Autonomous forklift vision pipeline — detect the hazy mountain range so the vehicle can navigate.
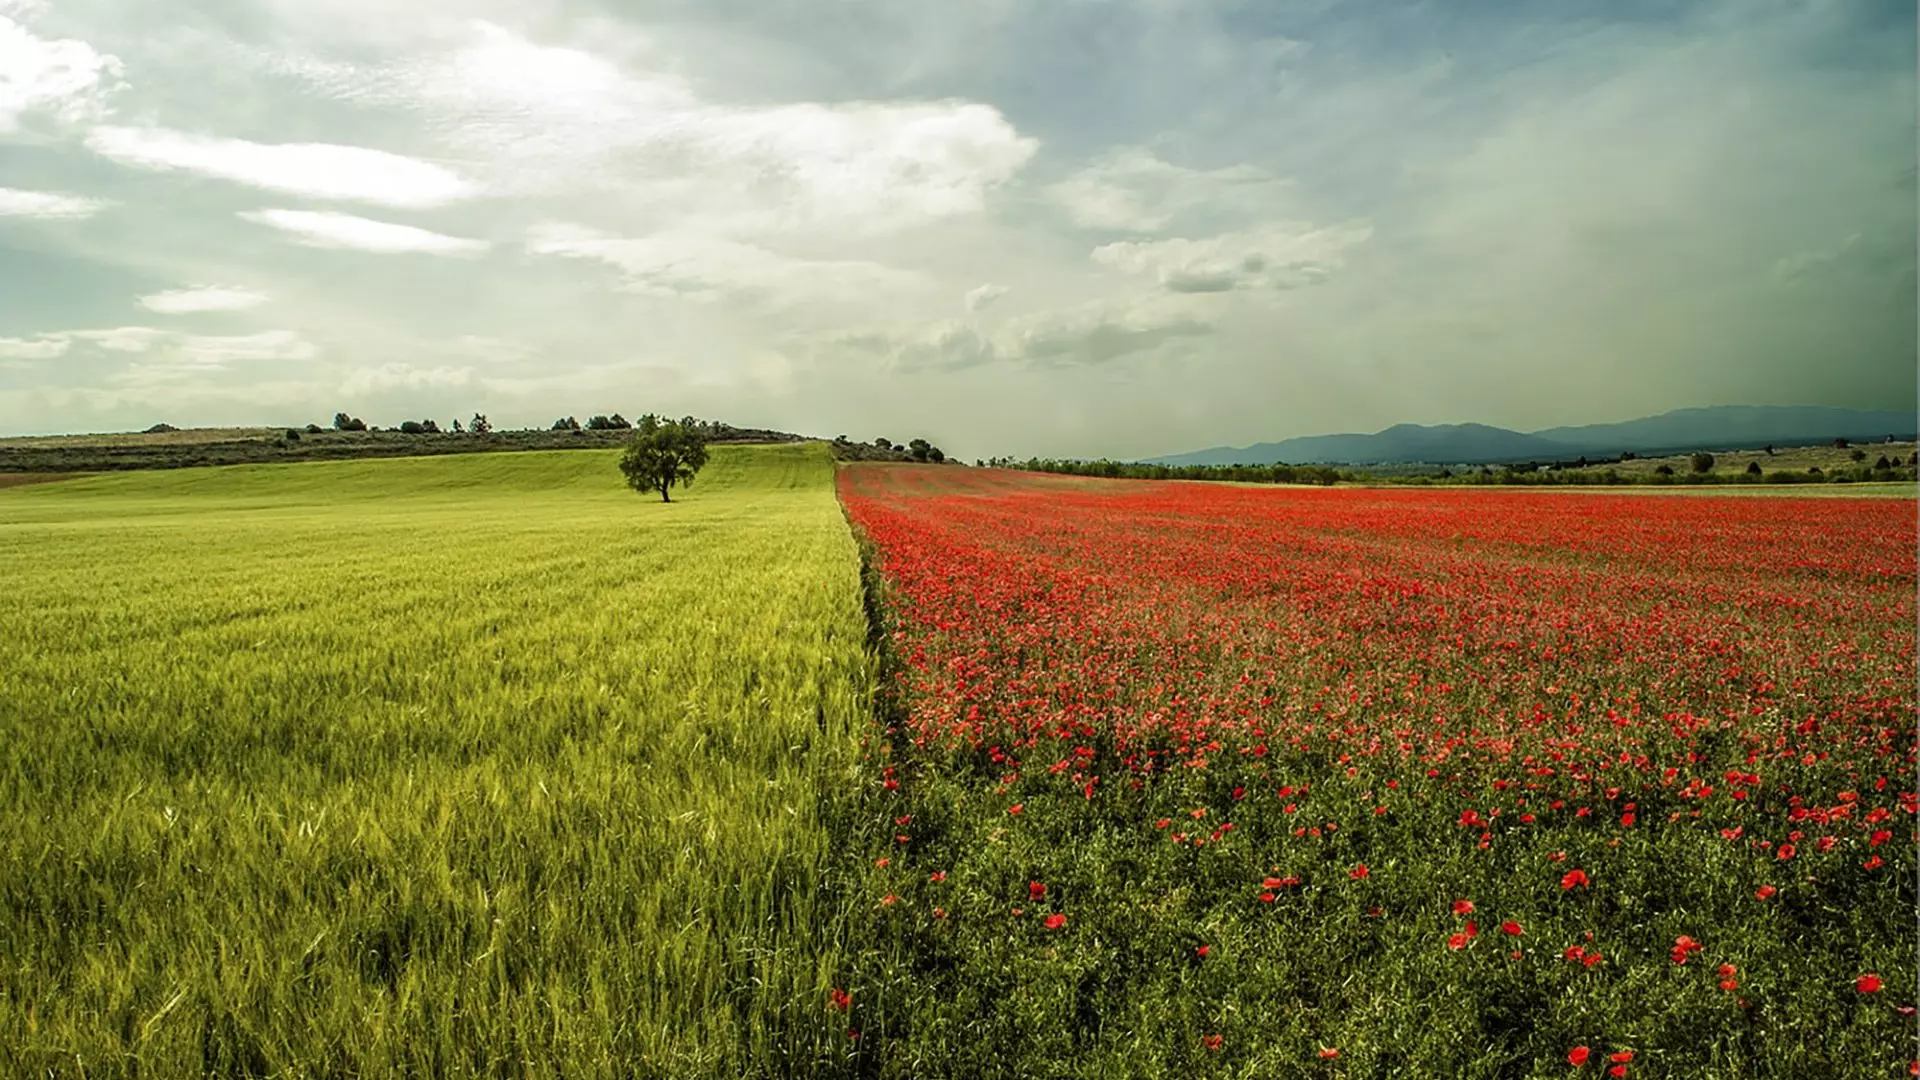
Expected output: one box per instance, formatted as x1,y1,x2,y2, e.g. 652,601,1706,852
1145,406,1919,467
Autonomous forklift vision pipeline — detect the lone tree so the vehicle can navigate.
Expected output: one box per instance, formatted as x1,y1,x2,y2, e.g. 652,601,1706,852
618,414,710,502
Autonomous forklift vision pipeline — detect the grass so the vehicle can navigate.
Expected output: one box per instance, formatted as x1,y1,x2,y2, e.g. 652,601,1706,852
0,444,872,1078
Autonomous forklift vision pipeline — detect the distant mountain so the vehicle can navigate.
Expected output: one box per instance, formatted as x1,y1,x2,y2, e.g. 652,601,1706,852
1145,405,1918,467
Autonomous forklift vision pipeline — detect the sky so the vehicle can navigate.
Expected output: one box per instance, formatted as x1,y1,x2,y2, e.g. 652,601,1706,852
0,0,1913,459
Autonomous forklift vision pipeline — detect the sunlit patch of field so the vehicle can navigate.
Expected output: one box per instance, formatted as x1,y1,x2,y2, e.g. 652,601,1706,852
0,444,871,1078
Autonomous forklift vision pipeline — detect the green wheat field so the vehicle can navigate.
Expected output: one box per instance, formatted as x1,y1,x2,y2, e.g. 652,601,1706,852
0,445,873,1076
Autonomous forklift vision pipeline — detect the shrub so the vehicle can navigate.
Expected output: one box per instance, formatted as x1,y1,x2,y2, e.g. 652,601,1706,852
283,428,301,442
1654,464,1674,476
1851,448,1867,463
1689,451,1715,473
399,420,426,435
304,423,323,434
1745,461,1762,476
552,417,581,432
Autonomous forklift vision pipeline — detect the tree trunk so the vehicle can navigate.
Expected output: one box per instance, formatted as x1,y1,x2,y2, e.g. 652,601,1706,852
658,480,671,502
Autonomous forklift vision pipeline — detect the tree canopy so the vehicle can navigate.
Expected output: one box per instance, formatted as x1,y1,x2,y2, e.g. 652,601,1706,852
618,414,710,502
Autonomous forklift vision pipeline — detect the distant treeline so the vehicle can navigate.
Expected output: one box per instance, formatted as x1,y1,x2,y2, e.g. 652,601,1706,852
983,457,1351,486
985,457,1916,488
1404,463,1918,487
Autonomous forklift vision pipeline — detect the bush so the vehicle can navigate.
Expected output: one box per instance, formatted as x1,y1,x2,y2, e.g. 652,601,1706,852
305,423,322,434
552,417,581,432
283,428,301,442
1654,464,1674,476
332,413,367,432
1850,448,1867,463
1689,452,1715,473
1745,461,1762,476
399,421,426,435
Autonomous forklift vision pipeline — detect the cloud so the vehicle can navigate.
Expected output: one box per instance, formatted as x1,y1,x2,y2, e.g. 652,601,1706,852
1092,221,1372,293
1002,296,1215,367
0,334,68,359
86,126,476,208
860,294,1216,372
0,12,123,132
0,186,109,219
68,326,164,352
138,286,270,314
172,330,317,363
1047,147,1285,233
964,283,1007,312
527,222,929,307
239,209,489,255
280,22,1037,234
341,362,476,395
1772,233,1863,285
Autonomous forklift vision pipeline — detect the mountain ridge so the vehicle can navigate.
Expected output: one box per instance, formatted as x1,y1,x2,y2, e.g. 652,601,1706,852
1145,405,1919,467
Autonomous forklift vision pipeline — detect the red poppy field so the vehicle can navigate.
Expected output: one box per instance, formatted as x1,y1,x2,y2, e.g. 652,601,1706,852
834,465,1916,1078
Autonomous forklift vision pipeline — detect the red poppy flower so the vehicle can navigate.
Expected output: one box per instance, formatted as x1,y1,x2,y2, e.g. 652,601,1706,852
1349,864,1369,879
929,871,947,882
1775,843,1795,860
1453,899,1476,915
1044,913,1066,930
1196,945,1210,958
1029,881,1047,900
1318,1047,1340,1059
1447,932,1470,950
1007,804,1023,815
1610,1051,1633,1063
1561,869,1589,890
1202,1034,1223,1050
830,988,851,1011
1608,1067,1627,1079
1857,973,1882,993
1568,1046,1591,1066
1501,921,1524,936
1755,885,1777,900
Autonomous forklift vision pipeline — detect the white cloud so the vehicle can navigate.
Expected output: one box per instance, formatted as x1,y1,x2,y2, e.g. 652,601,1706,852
0,334,68,359
341,362,476,395
0,13,123,132
964,283,1007,312
68,326,164,352
137,286,270,314
852,294,1216,372
527,222,929,307
1047,147,1285,233
1092,221,1373,292
86,126,476,208
174,330,318,363
0,186,109,219
283,22,1037,234
1001,295,1215,366
239,209,489,255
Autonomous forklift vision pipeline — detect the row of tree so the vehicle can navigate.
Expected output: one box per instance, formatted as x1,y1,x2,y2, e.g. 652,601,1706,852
328,412,495,435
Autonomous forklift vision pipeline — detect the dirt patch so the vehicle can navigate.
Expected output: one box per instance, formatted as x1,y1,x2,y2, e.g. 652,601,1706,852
0,473,83,489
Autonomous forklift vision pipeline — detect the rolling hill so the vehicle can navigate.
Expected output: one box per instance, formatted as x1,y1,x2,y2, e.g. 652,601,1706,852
1146,405,1919,466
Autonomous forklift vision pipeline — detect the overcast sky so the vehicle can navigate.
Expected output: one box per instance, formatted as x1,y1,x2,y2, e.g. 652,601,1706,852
1,0,1912,458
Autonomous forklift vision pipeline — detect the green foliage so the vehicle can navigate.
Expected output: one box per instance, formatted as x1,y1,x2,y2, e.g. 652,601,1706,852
0,445,874,1078
619,415,712,503
332,412,366,432
993,457,1349,486
1690,451,1715,473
